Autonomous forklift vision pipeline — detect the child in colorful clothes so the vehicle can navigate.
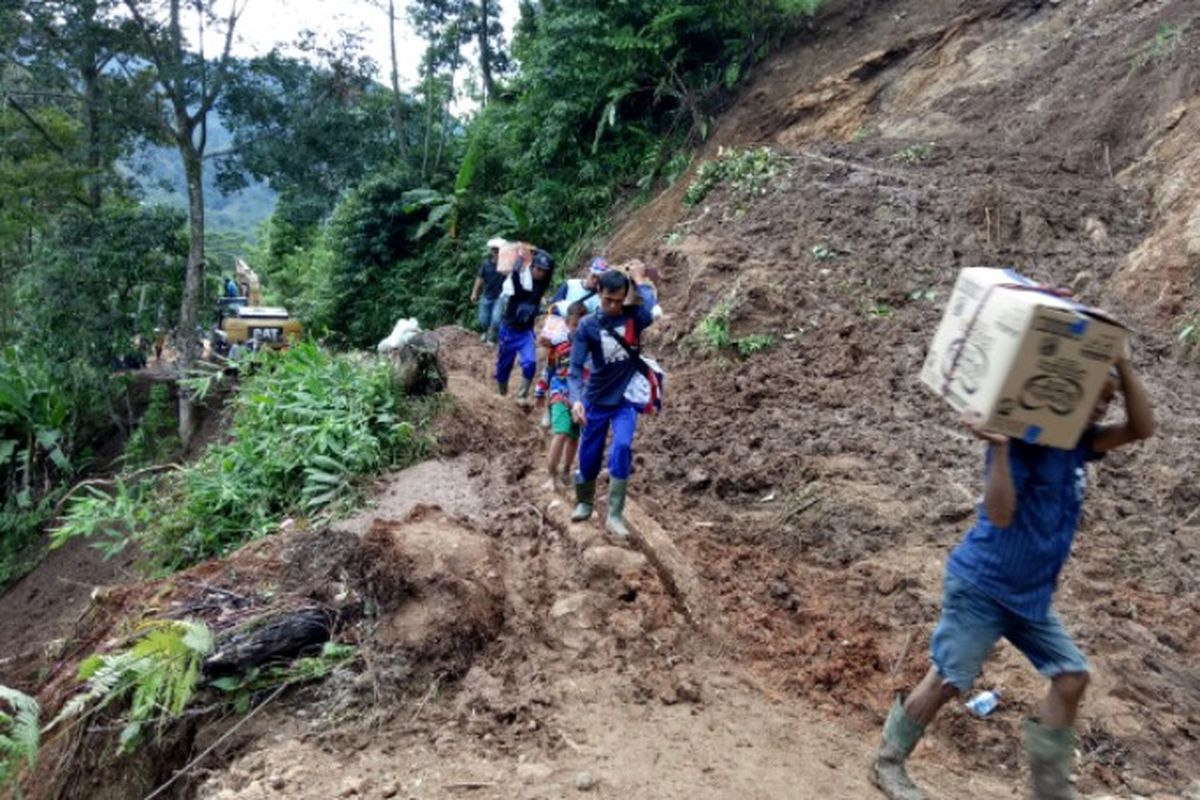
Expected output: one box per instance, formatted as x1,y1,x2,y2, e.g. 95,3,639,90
536,302,588,487
871,348,1154,800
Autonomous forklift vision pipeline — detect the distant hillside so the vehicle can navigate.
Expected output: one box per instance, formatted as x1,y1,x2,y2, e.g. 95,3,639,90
128,115,277,236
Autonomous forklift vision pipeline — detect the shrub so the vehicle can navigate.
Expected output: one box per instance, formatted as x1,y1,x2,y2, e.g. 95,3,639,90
54,342,436,570
0,685,39,793
691,300,736,351
684,147,791,207
737,334,777,355
122,384,180,467
1129,23,1185,72
47,620,212,753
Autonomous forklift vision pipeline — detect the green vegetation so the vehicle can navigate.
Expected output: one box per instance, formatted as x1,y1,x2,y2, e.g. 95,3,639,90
1177,312,1200,357
211,641,357,713
0,685,39,793
683,147,792,207
0,346,112,589
54,343,435,570
891,142,934,165
692,300,736,351
690,300,778,356
811,244,849,261
1129,23,1185,72
47,619,212,754
122,385,180,468
737,334,777,356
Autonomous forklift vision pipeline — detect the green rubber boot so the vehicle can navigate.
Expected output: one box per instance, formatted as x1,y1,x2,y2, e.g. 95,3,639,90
497,381,508,396
605,479,631,538
571,480,595,522
516,378,533,407
1023,719,1077,800
870,697,927,800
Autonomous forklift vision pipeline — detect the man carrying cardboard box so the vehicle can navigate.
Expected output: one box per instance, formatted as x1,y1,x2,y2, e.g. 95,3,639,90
872,343,1154,800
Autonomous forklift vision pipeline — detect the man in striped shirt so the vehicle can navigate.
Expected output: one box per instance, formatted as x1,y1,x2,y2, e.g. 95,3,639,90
872,347,1154,800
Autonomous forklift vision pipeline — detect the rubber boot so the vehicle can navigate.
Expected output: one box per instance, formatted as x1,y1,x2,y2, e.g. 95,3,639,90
1023,719,1077,800
605,479,631,538
516,378,533,407
497,381,508,396
870,697,927,800
571,480,595,522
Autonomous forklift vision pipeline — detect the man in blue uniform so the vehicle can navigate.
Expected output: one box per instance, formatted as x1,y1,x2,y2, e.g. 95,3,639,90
568,263,658,537
872,350,1155,800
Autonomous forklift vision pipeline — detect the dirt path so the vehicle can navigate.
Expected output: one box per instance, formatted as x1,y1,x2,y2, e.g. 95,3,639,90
193,331,1019,800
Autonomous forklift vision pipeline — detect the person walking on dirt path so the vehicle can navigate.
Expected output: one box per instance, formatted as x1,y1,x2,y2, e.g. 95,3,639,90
568,263,659,538
538,301,588,487
871,348,1155,800
550,256,608,313
472,238,507,345
153,327,167,363
496,249,555,405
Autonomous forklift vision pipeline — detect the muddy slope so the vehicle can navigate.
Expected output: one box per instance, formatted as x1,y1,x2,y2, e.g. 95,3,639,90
608,0,1200,794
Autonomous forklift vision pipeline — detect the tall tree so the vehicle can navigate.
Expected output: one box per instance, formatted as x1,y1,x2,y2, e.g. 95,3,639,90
122,0,244,444
466,0,507,105
216,35,396,222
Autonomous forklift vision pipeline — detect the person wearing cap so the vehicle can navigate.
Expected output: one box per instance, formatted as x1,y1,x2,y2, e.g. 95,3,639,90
471,238,507,344
496,248,555,404
549,256,608,313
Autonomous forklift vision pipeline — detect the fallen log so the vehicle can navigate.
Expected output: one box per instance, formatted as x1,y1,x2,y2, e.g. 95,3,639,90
201,607,332,678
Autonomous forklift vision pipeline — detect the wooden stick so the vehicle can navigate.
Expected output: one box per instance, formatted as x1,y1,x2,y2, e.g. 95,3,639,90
141,683,286,800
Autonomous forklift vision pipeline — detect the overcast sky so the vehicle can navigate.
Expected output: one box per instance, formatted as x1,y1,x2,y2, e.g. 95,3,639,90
225,0,520,91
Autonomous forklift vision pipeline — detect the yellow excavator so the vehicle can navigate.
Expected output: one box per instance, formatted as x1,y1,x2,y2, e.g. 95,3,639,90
213,259,302,355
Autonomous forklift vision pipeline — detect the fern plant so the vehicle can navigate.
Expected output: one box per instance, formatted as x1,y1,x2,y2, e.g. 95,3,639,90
48,620,213,753
0,685,39,793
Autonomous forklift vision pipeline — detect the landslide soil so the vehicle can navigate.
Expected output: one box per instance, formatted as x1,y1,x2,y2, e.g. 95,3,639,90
7,1,1200,799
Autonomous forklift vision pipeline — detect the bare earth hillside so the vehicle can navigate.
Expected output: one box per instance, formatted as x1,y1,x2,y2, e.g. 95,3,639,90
4,1,1199,798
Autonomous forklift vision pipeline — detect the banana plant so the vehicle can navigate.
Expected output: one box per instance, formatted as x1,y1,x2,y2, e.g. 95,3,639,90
0,348,72,506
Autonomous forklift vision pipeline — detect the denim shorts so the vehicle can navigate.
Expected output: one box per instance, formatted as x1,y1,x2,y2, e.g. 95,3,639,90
931,571,1089,693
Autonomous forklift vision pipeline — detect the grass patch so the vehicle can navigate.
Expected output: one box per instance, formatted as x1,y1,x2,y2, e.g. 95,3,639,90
689,299,778,356
736,334,777,356
683,147,791,207
1130,23,1185,72
891,142,934,165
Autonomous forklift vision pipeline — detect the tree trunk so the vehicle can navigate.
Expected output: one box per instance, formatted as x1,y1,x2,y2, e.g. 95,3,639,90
81,0,103,211
477,0,495,106
178,140,206,446
387,0,406,154
421,61,436,179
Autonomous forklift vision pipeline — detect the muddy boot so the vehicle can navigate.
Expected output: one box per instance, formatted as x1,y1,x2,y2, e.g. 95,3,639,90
870,697,927,800
497,381,508,396
605,479,631,538
1023,719,1077,800
515,378,533,407
571,480,596,522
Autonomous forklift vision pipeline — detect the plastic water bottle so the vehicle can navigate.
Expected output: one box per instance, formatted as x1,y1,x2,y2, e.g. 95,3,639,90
966,689,1002,717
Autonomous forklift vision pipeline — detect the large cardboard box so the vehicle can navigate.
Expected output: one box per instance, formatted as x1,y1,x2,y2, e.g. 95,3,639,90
920,268,1127,449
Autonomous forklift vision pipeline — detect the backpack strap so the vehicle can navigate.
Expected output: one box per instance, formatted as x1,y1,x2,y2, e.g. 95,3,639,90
599,317,649,377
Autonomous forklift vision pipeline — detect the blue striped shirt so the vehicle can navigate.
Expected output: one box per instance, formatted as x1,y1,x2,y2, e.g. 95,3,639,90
947,430,1103,621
